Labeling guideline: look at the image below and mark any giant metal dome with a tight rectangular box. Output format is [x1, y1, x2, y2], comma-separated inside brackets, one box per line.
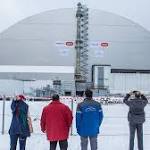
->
[0, 8, 150, 69]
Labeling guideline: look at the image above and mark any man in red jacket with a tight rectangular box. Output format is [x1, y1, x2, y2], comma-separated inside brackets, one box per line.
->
[40, 94, 73, 150]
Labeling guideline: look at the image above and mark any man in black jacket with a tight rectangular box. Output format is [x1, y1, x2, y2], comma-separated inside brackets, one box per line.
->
[123, 91, 148, 150]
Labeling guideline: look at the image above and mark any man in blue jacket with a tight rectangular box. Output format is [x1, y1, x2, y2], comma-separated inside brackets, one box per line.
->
[76, 89, 103, 150]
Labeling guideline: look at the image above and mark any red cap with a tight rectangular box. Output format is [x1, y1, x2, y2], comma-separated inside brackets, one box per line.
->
[17, 95, 26, 100]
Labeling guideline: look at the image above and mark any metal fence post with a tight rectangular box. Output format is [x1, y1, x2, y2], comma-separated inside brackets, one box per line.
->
[70, 97, 74, 136]
[2, 95, 6, 135]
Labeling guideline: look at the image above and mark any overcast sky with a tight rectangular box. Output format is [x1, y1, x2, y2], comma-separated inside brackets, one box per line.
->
[0, 0, 150, 33]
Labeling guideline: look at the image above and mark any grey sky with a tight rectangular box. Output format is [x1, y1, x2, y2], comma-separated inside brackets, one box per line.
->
[0, 0, 150, 33]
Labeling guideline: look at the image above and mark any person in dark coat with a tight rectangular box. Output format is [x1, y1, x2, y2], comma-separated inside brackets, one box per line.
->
[9, 95, 30, 150]
[123, 91, 148, 150]
[76, 89, 103, 150]
[40, 94, 73, 150]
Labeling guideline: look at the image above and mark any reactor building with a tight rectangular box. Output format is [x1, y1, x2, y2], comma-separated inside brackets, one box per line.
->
[0, 3, 150, 96]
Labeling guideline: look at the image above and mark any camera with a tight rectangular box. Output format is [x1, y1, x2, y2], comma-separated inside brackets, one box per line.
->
[132, 91, 138, 94]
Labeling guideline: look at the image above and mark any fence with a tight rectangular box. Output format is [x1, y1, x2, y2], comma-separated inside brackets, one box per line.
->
[1, 96, 150, 136]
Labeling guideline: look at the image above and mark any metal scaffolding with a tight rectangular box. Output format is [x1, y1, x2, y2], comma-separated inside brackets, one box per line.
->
[75, 2, 89, 93]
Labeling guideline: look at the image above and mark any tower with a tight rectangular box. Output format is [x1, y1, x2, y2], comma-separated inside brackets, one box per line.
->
[75, 2, 89, 95]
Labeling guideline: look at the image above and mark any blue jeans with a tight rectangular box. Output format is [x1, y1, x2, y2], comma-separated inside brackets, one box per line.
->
[10, 134, 27, 150]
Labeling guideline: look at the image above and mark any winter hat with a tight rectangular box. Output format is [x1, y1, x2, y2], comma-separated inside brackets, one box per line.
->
[17, 95, 26, 100]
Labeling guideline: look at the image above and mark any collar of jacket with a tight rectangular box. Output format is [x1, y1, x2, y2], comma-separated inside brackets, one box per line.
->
[84, 98, 93, 101]
[51, 100, 61, 104]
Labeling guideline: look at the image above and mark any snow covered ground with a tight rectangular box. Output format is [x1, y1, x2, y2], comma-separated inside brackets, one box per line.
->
[0, 99, 150, 150]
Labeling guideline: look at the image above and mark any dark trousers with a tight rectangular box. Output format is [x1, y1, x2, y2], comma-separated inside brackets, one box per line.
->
[129, 123, 143, 150]
[10, 134, 27, 150]
[50, 140, 68, 150]
[81, 136, 98, 150]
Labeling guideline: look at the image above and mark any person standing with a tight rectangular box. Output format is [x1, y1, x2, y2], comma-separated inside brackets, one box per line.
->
[9, 95, 31, 150]
[40, 94, 73, 150]
[76, 89, 103, 150]
[123, 91, 148, 150]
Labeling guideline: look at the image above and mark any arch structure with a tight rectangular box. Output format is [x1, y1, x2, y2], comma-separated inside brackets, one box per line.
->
[0, 8, 150, 95]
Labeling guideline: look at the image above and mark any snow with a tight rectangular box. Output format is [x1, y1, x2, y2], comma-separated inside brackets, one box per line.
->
[0, 99, 150, 150]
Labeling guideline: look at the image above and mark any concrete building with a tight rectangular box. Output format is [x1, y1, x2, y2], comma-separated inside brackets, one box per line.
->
[0, 8, 150, 96]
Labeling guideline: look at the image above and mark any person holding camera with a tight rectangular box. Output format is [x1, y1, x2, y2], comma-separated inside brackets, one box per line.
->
[9, 95, 33, 150]
[123, 91, 148, 150]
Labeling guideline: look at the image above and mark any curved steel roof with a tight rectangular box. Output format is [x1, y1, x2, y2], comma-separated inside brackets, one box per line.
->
[0, 8, 150, 70]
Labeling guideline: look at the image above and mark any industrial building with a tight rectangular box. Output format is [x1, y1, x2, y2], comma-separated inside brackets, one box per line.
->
[0, 6, 150, 96]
